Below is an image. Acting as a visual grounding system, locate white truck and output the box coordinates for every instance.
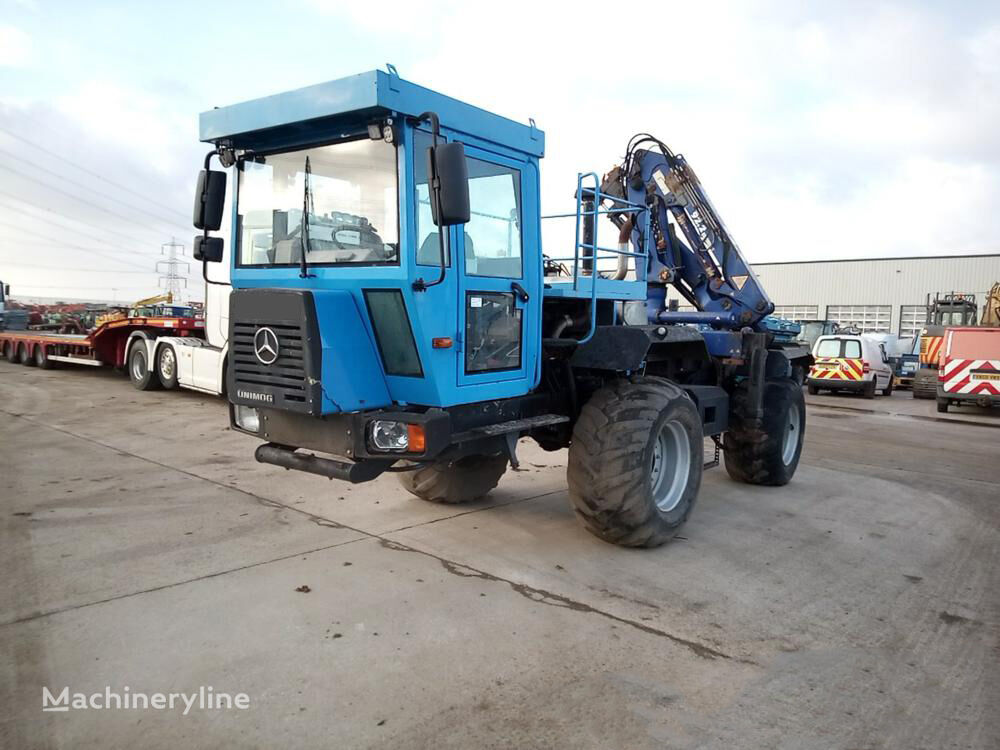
[125,256,231,396]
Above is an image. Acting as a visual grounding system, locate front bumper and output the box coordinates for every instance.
[230,403,453,462]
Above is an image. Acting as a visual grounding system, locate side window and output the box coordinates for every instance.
[464,158,522,278]
[465,292,522,373]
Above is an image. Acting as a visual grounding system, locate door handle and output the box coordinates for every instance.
[511,281,529,302]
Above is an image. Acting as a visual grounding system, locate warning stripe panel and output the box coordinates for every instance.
[940,358,1000,395]
[809,358,864,381]
[920,336,943,366]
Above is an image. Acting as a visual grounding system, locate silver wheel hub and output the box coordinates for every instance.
[160,348,175,380]
[782,403,800,465]
[650,420,691,513]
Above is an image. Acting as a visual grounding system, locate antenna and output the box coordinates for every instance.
[157,238,190,300]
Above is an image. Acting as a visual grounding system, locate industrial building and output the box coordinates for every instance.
[669,253,1000,338]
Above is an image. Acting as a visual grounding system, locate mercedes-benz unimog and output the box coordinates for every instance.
[191,68,811,547]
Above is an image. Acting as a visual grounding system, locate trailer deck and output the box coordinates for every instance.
[0,315,204,368]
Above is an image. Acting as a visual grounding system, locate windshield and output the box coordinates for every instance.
[237,139,399,267]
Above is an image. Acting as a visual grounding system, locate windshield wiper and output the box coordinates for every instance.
[299,156,315,278]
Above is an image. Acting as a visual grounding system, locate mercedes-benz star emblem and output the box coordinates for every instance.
[253,327,280,365]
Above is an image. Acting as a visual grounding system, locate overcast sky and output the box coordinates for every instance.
[1,0,998,302]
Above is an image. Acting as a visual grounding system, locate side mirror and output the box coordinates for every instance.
[428,142,470,226]
[193,235,224,263]
[3,284,9,296]
[193,169,227,231]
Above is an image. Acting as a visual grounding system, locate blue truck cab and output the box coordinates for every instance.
[193,68,811,548]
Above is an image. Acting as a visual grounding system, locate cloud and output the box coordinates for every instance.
[0,25,32,67]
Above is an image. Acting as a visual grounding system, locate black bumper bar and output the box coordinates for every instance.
[254,444,391,483]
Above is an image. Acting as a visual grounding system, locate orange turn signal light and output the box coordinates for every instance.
[432,337,453,349]
[407,424,426,453]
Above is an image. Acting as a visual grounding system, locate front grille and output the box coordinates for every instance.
[228,290,321,415]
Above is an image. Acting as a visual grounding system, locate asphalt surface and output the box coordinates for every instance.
[2,360,998,749]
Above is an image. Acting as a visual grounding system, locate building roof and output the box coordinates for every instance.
[199,68,545,156]
[753,253,1000,267]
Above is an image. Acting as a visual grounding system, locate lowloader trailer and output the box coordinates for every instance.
[0,312,222,393]
[192,68,812,548]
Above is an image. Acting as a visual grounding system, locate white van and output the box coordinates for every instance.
[807,334,895,398]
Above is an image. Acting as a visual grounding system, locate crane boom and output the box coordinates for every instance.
[602,136,774,330]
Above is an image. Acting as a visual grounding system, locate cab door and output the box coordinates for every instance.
[455,145,538,391]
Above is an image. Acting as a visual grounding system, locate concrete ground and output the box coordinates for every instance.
[1,360,998,750]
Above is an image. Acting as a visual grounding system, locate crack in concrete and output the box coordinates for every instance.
[376,538,740,662]
[2,408,750,663]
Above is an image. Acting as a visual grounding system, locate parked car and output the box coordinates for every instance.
[807,334,894,398]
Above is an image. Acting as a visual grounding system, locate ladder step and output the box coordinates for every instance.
[452,414,569,443]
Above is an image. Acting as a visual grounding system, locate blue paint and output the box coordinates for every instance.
[311,290,391,413]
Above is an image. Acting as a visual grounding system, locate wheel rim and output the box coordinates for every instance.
[650,420,691,513]
[131,350,145,381]
[782,403,800,465]
[159,348,175,380]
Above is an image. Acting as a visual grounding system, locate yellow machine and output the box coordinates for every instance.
[95,293,174,328]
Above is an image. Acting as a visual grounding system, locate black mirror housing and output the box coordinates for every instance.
[428,142,470,226]
[193,169,227,231]
[193,235,224,263]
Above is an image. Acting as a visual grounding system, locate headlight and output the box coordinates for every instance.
[370,420,409,452]
[234,405,260,432]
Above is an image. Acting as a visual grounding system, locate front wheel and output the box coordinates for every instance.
[883,377,894,396]
[724,379,805,486]
[397,453,508,504]
[567,377,703,548]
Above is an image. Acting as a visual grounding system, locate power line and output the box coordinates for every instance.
[0,146,191,233]
[0,125,191,223]
[0,162,187,245]
[0,219,162,272]
[0,261,155,274]
[0,192,177,255]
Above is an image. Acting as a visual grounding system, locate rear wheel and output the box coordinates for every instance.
[807,383,819,395]
[863,379,876,399]
[724,379,805,486]
[2,341,14,362]
[156,344,178,389]
[936,398,949,413]
[566,377,703,548]
[397,453,508,504]
[128,340,161,391]
[18,343,35,366]
[34,345,55,369]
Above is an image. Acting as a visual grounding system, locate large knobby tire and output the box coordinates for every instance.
[128,340,161,391]
[566,377,703,548]
[397,453,508,504]
[157,344,179,389]
[18,343,35,366]
[724,379,805,486]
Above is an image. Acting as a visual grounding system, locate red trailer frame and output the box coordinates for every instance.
[0,315,204,368]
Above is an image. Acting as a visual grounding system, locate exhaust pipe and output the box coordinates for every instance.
[255,443,389,483]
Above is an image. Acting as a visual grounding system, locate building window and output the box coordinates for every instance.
[899,305,926,339]
[826,305,891,333]
[772,305,819,321]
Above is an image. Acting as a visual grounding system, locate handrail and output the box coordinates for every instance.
[541,172,650,344]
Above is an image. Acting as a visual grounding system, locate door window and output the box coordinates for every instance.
[465,292,522,373]
[464,158,522,278]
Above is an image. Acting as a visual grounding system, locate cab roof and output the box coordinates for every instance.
[199,68,545,157]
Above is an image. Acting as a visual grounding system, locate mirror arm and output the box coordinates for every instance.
[199,148,230,284]
[408,112,448,292]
